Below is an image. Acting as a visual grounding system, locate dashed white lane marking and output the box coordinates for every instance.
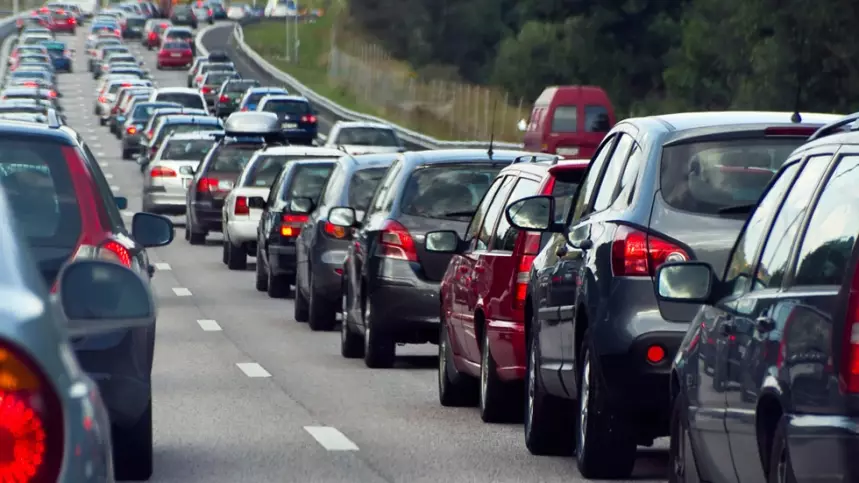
[92,142,102,148]
[97,152,106,157]
[304,427,359,451]
[110,185,120,192]
[99,162,108,167]
[121,210,134,217]
[172,287,192,296]
[104,173,113,179]
[196,319,222,331]
[236,362,271,378]
[154,262,171,270]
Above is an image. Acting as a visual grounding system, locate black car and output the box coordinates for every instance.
[333,149,526,367]
[503,111,842,478]
[185,112,285,244]
[294,153,395,330]
[0,118,174,480]
[120,101,183,159]
[256,95,317,145]
[123,14,146,38]
[214,79,260,117]
[170,5,197,28]
[141,114,223,159]
[661,113,859,483]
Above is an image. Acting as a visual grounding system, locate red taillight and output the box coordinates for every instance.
[111,105,119,114]
[145,129,153,139]
[241,106,248,111]
[322,220,347,239]
[195,75,202,83]
[513,232,541,310]
[98,96,106,103]
[148,31,156,40]
[22,81,37,87]
[183,49,192,56]
[150,166,176,177]
[201,86,212,94]
[610,225,689,277]
[208,8,213,15]
[99,240,132,267]
[234,196,249,215]
[67,17,75,24]
[281,213,308,237]
[48,90,56,98]
[301,114,317,123]
[378,219,417,261]
[219,94,229,103]
[114,29,120,35]
[196,177,226,193]
[160,22,167,28]
[841,268,859,393]
[126,126,137,135]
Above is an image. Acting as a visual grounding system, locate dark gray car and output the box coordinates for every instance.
[294,153,396,331]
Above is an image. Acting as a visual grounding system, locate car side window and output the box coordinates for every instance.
[80,142,126,230]
[723,161,801,296]
[491,177,541,252]
[267,170,286,208]
[465,175,505,244]
[320,163,345,206]
[793,154,859,286]
[753,155,831,290]
[593,134,633,212]
[476,176,515,251]
[614,144,643,209]
[569,134,616,223]
[367,161,401,216]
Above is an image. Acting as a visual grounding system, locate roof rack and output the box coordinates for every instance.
[510,154,564,166]
[807,111,859,142]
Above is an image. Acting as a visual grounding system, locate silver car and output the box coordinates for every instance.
[142,131,220,215]
[0,182,159,482]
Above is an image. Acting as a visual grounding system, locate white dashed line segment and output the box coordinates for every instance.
[196,319,222,331]
[154,262,171,270]
[104,173,113,179]
[171,287,192,296]
[304,427,359,451]
[110,185,119,191]
[236,362,271,378]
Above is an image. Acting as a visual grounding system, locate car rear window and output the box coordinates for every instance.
[109,83,141,94]
[660,138,802,215]
[400,165,502,221]
[157,122,219,143]
[156,92,204,110]
[202,63,233,74]
[225,81,257,93]
[584,105,610,132]
[167,30,192,39]
[164,41,189,49]
[242,154,334,187]
[261,100,309,115]
[283,164,335,201]
[161,139,214,160]
[246,92,271,105]
[205,72,235,85]
[210,145,258,173]
[127,17,145,27]
[347,167,386,211]
[337,127,398,147]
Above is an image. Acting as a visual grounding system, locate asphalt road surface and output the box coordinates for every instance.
[58,23,669,483]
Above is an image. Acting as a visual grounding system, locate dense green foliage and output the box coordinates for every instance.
[349,0,858,116]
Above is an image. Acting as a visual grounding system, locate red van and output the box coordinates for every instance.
[521,85,615,159]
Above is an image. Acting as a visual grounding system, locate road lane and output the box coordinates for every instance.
[56,24,669,482]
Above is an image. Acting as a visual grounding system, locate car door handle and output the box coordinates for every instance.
[756,316,775,333]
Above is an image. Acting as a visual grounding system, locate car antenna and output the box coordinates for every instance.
[487,99,498,160]
[790,83,802,123]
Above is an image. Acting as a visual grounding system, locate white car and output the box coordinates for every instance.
[142,132,220,215]
[148,87,208,113]
[221,145,344,269]
[95,78,152,120]
[226,5,246,19]
[323,121,405,155]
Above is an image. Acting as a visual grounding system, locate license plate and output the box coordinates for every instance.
[171,53,181,57]
[283,122,297,129]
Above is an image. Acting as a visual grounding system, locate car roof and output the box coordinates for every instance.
[257,146,344,157]
[402,149,537,165]
[247,87,286,93]
[342,152,399,168]
[223,112,279,134]
[165,131,223,141]
[154,87,200,94]
[336,121,394,130]
[642,111,843,132]
[260,94,307,103]
[0,119,73,142]
[160,115,221,123]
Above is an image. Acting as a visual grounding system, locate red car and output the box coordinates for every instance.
[436,157,589,422]
[156,41,193,69]
[48,8,76,34]
[145,21,172,50]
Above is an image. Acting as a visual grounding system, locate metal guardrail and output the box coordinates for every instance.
[220,20,525,151]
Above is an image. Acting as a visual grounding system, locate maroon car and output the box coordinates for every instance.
[156,41,193,69]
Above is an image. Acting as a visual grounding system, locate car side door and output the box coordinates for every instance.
[260,168,287,261]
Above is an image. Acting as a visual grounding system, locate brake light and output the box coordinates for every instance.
[48,90,56,98]
[98,240,132,266]
[280,213,308,237]
[300,115,317,123]
[610,226,689,277]
[841,268,859,393]
[68,17,75,24]
[183,49,192,56]
[195,75,202,83]
[150,166,176,177]
[234,196,249,215]
[322,220,347,239]
[208,8,212,15]
[219,94,229,102]
[0,342,63,482]
[513,232,541,310]
[114,29,120,35]
[160,22,167,28]
[148,31,156,40]
[201,86,212,94]
[98,95,106,103]
[196,177,231,192]
[126,126,137,135]
[378,219,417,261]
[241,106,248,111]
[22,81,37,87]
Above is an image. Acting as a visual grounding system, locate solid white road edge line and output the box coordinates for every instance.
[303,426,359,451]
[196,319,222,331]
[236,362,271,378]
[154,262,171,270]
[172,287,192,296]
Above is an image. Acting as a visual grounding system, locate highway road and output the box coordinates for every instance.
[58,23,669,482]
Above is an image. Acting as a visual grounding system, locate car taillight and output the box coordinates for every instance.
[241,106,248,111]
[183,49,192,56]
[280,213,308,237]
[300,115,317,123]
[114,29,120,35]
[219,94,229,102]
[148,31,156,39]
[145,129,153,139]
[68,17,75,24]
[0,341,63,482]
[150,145,159,156]
[322,220,347,239]
[126,126,137,135]
[98,95,106,103]
[111,105,119,114]
[195,75,202,83]
[208,8,212,15]
[48,90,56,98]
[841,268,859,393]
[513,232,541,310]
[610,225,689,277]
[150,166,176,177]
[201,86,212,94]
[197,177,231,192]
[378,219,417,261]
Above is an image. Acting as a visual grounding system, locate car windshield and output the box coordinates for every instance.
[211,145,258,173]
[262,100,309,115]
[347,167,387,211]
[201,63,233,74]
[156,92,204,110]
[400,165,502,221]
[336,127,399,146]
[660,138,802,215]
[161,139,215,160]
[242,155,338,188]
[282,164,335,201]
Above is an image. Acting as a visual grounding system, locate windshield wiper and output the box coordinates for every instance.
[442,210,475,218]
[717,204,757,215]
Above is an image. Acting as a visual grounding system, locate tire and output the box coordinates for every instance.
[255,244,268,291]
[266,261,290,299]
[112,400,153,481]
[479,328,522,423]
[226,240,247,270]
[340,288,363,358]
[438,317,478,406]
[524,326,575,455]
[156,62,162,70]
[187,221,205,245]
[576,339,637,479]
[308,274,336,331]
[362,302,395,368]
[221,239,229,264]
[669,391,702,483]
[99,117,106,126]
[121,148,131,160]
[293,281,309,320]
[768,416,798,483]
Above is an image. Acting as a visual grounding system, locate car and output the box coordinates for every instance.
[169,4,198,29]
[142,131,221,214]
[185,112,285,244]
[120,101,183,159]
[661,113,859,483]
[161,26,196,56]
[123,14,146,38]
[324,121,405,155]
[148,87,207,112]
[95,78,153,122]
[86,36,122,64]
[208,2,227,20]
[143,19,172,49]
[0,103,65,125]
[0,118,174,480]
[90,44,131,73]
[10,65,57,88]
[156,40,194,69]
[1,87,61,112]
[105,65,151,82]
[213,79,261,117]
[186,56,210,87]
[138,106,208,147]
[110,88,154,136]
[500,111,843,478]
[4,68,54,88]
[141,114,224,160]
[335,149,526,367]
[16,14,51,32]
[256,94,317,145]
[431,156,589,421]
[9,44,49,66]
[222,145,344,270]
[191,3,211,24]
[19,33,55,48]
[5,76,55,91]
[292,153,396,319]
[199,70,241,107]
[236,86,289,112]
[94,51,139,79]
[41,40,73,73]
[191,61,235,89]
[227,4,247,19]
[47,7,77,34]
[207,50,230,64]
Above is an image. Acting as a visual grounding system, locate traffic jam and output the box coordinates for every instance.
[1,1,858,482]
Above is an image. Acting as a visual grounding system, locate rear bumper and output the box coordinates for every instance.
[269,242,296,277]
[487,319,526,381]
[367,260,440,342]
[190,202,222,231]
[52,59,72,71]
[158,56,192,67]
[122,134,141,148]
[786,414,859,482]
[284,130,316,144]
[226,218,258,244]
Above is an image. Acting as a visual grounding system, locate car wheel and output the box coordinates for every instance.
[669,391,701,483]
[479,328,521,423]
[184,225,190,241]
[112,399,153,481]
[768,416,798,483]
[362,302,395,368]
[99,117,106,126]
[255,244,268,291]
[523,326,575,455]
[226,240,247,270]
[267,260,291,299]
[293,278,309,320]
[340,287,363,358]
[121,148,130,160]
[576,337,636,479]
[221,239,229,264]
[308,273,336,331]
[187,221,206,245]
[156,62,162,70]
[438,316,478,406]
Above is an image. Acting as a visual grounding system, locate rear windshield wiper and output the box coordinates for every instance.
[442,210,475,218]
[717,204,757,215]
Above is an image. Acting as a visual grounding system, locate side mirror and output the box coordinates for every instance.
[328,206,356,227]
[517,118,528,132]
[58,260,155,337]
[655,262,716,304]
[424,230,461,253]
[248,196,266,209]
[505,195,558,232]
[178,165,195,175]
[131,212,174,247]
[288,196,313,213]
[114,195,128,210]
